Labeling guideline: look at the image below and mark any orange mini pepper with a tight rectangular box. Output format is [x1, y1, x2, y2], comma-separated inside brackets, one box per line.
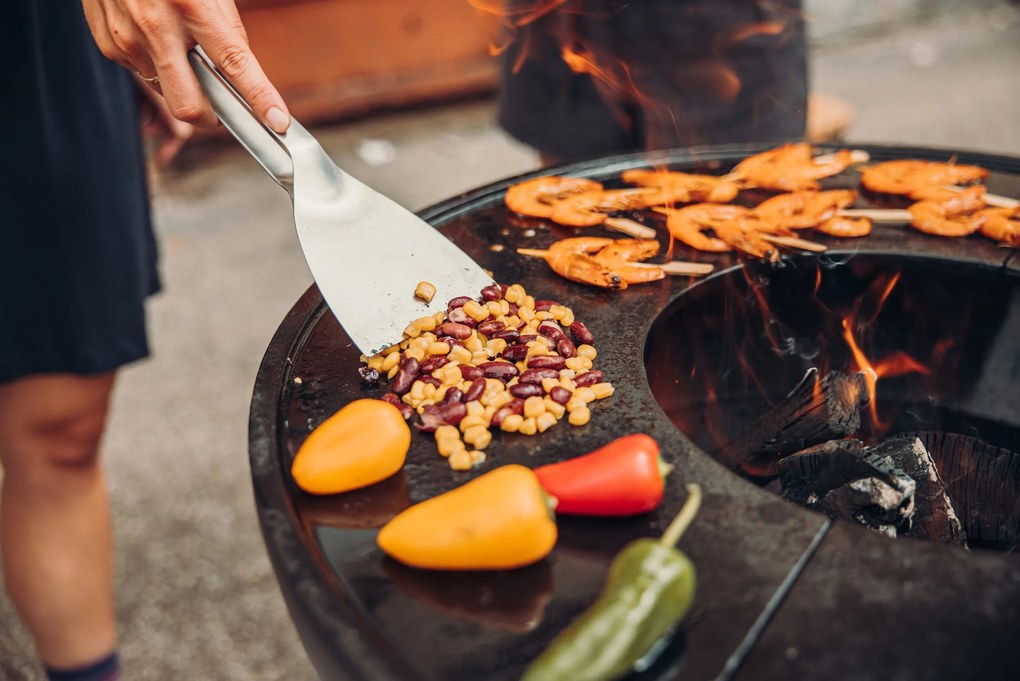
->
[291, 399, 410, 495]
[377, 464, 557, 570]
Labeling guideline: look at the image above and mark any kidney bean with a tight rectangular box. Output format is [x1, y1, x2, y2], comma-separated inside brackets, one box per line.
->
[391, 357, 421, 395]
[570, 321, 595, 345]
[437, 336, 466, 348]
[507, 302, 519, 315]
[499, 283, 510, 298]
[510, 383, 543, 399]
[459, 365, 484, 381]
[358, 366, 380, 386]
[491, 399, 524, 427]
[479, 361, 519, 381]
[538, 321, 568, 343]
[481, 284, 503, 301]
[419, 375, 442, 388]
[493, 329, 520, 343]
[519, 334, 538, 344]
[418, 401, 467, 432]
[477, 319, 505, 336]
[447, 307, 476, 327]
[463, 377, 486, 402]
[557, 339, 577, 358]
[534, 299, 558, 312]
[419, 355, 449, 373]
[441, 387, 464, 404]
[549, 386, 572, 404]
[520, 368, 559, 385]
[438, 322, 472, 339]
[515, 320, 528, 331]
[501, 345, 530, 362]
[380, 393, 401, 407]
[380, 394, 414, 420]
[574, 370, 604, 387]
[527, 355, 566, 370]
[447, 295, 473, 309]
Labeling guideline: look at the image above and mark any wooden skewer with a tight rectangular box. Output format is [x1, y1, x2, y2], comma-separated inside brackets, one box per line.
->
[602, 217, 658, 239]
[516, 248, 551, 258]
[760, 234, 828, 253]
[837, 208, 911, 222]
[941, 185, 1019, 208]
[636, 261, 715, 276]
[814, 149, 871, 165]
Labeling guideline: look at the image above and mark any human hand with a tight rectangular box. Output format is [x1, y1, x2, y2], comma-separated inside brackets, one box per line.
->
[82, 0, 290, 132]
[136, 74, 194, 167]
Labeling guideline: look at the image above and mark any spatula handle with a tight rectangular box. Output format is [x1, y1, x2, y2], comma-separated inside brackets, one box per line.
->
[188, 47, 294, 191]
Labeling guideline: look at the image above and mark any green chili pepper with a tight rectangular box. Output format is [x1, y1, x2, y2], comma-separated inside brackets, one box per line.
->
[522, 484, 702, 681]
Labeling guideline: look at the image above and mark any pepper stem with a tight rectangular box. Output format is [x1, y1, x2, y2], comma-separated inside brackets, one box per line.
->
[660, 484, 703, 547]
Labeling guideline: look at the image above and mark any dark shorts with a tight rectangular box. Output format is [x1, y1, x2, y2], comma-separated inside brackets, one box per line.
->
[0, 2, 159, 383]
[498, 0, 807, 162]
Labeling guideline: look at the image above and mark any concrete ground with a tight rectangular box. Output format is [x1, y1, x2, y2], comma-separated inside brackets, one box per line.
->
[2, 2, 1018, 679]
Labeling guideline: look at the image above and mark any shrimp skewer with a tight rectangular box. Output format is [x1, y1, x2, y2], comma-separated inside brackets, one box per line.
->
[621, 170, 741, 204]
[979, 206, 1020, 246]
[907, 186, 987, 237]
[726, 143, 859, 192]
[505, 176, 603, 218]
[658, 204, 783, 262]
[860, 160, 988, 197]
[754, 190, 858, 230]
[550, 188, 660, 227]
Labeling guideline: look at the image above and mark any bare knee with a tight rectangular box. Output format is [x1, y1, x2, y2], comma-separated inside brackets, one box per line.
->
[0, 373, 116, 476]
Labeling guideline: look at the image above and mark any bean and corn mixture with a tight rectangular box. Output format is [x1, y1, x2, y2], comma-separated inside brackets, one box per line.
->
[360, 283, 614, 470]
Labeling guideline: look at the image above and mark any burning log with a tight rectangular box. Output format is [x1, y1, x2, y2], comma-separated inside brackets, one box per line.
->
[778, 439, 916, 537]
[868, 436, 967, 547]
[906, 432, 1020, 545]
[719, 368, 869, 474]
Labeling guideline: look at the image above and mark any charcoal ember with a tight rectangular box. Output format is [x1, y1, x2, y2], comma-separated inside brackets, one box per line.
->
[778, 440, 916, 536]
[720, 368, 868, 474]
[904, 432, 1020, 545]
[868, 436, 967, 547]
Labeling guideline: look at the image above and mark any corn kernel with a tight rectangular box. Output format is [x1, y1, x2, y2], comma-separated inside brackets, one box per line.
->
[449, 345, 472, 364]
[437, 437, 465, 457]
[565, 356, 593, 372]
[405, 347, 425, 361]
[549, 305, 566, 321]
[470, 428, 493, 450]
[544, 398, 566, 419]
[505, 285, 524, 303]
[518, 417, 538, 435]
[381, 352, 401, 372]
[526, 344, 547, 358]
[469, 450, 487, 464]
[489, 391, 513, 409]
[402, 393, 414, 406]
[486, 301, 503, 317]
[463, 425, 489, 447]
[575, 386, 597, 403]
[568, 406, 591, 426]
[486, 338, 507, 355]
[403, 324, 421, 338]
[434, 386, 448, 402]
[463, 300, 488, 322]
[465, 336, 484, 353]
[466, 401, 485, 418]
[366, 355, 384, 371]
[559, 378, 577, 391]
[449, 449, 473, 470]
[423, 383, 437, 400]
[442, 365, 462, 385]
[415, 281, 437, 303]
[472, 351, 490, 364]
[501, 414, 524, 432]
[433, 311, 446, 324]
[410, 381, 426, 401]
[500, 300, 510, 315]
[576, 344, 597, 360]
[427, 342, 451, 356]
[592, 382, 615, 399]
[535, 311, 554, 321]
[536, 412, 558, 432]
[523, 396, 546, 419]
[381, 343, 401, 356]
[387, 365, 400, 379]
[505, 315, 521, 327]
[561, 309, 575, 326]
[459, 415, 487, 433]
[519, 307, 536, 321]
[413, 316, 438, 332]
[523, 295, 536, 309]
[541, 377, 560, 393]
[435, 425, 459, 441]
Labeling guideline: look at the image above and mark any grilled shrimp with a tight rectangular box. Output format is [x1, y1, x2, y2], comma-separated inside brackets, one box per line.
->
[591, 239, 664, 284]
[908, 186, 987, 237]
[505, 176, 604, 218]
[661, 204, 780, 261]
[728, 143, 855, 192]
[621, 169, 741, 204]
[754, 190, 858, 230]
[860, 160, 988, 197]
[979, 206, 1020, 246]
[550, 188, 660, 227]
[814, 216, 872, 238]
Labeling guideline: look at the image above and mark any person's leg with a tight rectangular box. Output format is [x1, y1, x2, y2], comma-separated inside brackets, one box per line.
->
[0, 373, 118, 669]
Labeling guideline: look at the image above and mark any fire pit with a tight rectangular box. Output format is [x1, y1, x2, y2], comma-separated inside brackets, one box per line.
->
[249, 144, 1020, 681]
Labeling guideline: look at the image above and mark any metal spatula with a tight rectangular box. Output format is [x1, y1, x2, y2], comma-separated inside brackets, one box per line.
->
[188, 48, 494, 355]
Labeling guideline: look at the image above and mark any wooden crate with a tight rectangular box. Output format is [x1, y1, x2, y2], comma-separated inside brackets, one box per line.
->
[237, 0, 499, 123]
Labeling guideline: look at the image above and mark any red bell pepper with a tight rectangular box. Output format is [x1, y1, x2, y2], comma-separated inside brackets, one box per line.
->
[534, 434, 671, 516]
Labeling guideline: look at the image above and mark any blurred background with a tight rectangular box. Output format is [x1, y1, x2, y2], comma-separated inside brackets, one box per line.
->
[2, 0, 1018, 678]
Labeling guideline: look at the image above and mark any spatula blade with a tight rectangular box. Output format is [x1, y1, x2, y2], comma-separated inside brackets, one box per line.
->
[294, 174, 494, 356]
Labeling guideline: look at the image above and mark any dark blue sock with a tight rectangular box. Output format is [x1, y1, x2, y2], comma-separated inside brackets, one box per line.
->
[46, 651, 120, 681]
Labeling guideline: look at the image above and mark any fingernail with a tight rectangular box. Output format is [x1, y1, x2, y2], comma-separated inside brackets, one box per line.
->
[265, 106, 290, 133]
